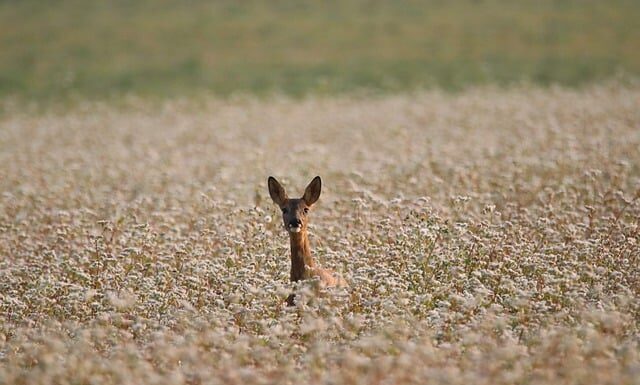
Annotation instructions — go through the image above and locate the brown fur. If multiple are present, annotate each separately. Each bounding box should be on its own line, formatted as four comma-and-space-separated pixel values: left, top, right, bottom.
268, 176, 347, 305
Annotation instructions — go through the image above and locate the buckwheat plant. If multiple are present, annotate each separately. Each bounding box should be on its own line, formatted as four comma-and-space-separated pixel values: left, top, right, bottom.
1, 84, 639, 385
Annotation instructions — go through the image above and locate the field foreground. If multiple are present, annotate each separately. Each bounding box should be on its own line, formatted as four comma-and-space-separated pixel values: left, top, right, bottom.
1, 85, 639, 384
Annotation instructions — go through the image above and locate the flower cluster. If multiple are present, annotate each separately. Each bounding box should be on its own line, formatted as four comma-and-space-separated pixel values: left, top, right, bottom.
0, 85, 639, 384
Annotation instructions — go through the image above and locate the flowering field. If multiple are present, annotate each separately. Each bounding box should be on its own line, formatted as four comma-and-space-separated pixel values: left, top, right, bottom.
1, 85, 639, 384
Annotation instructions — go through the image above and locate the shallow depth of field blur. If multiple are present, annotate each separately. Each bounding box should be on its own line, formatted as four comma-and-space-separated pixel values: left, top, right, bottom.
1, 2, 640, 385
1, 0, 639, 102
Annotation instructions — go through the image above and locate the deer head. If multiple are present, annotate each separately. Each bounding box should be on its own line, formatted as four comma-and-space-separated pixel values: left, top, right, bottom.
268, 176, 321, 234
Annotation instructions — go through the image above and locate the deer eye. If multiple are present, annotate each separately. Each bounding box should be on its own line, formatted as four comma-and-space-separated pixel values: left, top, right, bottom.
303, 208, 309, 214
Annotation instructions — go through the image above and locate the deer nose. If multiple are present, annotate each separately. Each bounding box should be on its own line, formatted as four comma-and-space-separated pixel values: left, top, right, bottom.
289, 219, 302, 227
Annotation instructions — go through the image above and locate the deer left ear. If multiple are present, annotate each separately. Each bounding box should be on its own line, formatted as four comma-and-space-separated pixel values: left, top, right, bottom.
268, 176, 288, 206
303, 176, 322, 206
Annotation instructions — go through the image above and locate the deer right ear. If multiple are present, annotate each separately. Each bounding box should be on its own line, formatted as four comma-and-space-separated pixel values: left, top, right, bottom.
302, 176, 322, 206
268, 176, 287, 206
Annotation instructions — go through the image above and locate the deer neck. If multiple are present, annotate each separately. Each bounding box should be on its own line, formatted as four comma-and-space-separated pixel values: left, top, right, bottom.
289, 229, 315, 282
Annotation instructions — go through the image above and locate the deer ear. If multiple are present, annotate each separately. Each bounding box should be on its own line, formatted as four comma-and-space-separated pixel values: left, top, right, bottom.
303, 176, 322, 206
268, 176, 287, 206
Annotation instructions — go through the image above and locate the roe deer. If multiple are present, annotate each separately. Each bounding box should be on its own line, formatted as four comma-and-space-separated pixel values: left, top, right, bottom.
268, 176, 347, 305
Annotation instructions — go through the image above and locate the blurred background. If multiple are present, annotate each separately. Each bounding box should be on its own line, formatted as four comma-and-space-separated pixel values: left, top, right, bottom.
1, 0, 638, 103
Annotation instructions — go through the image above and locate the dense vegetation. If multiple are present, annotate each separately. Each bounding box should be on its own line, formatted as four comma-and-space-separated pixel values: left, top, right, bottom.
1, 85, 638, 384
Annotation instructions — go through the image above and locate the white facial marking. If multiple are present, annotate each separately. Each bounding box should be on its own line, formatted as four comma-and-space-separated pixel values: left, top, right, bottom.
288, 226, 301, 233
